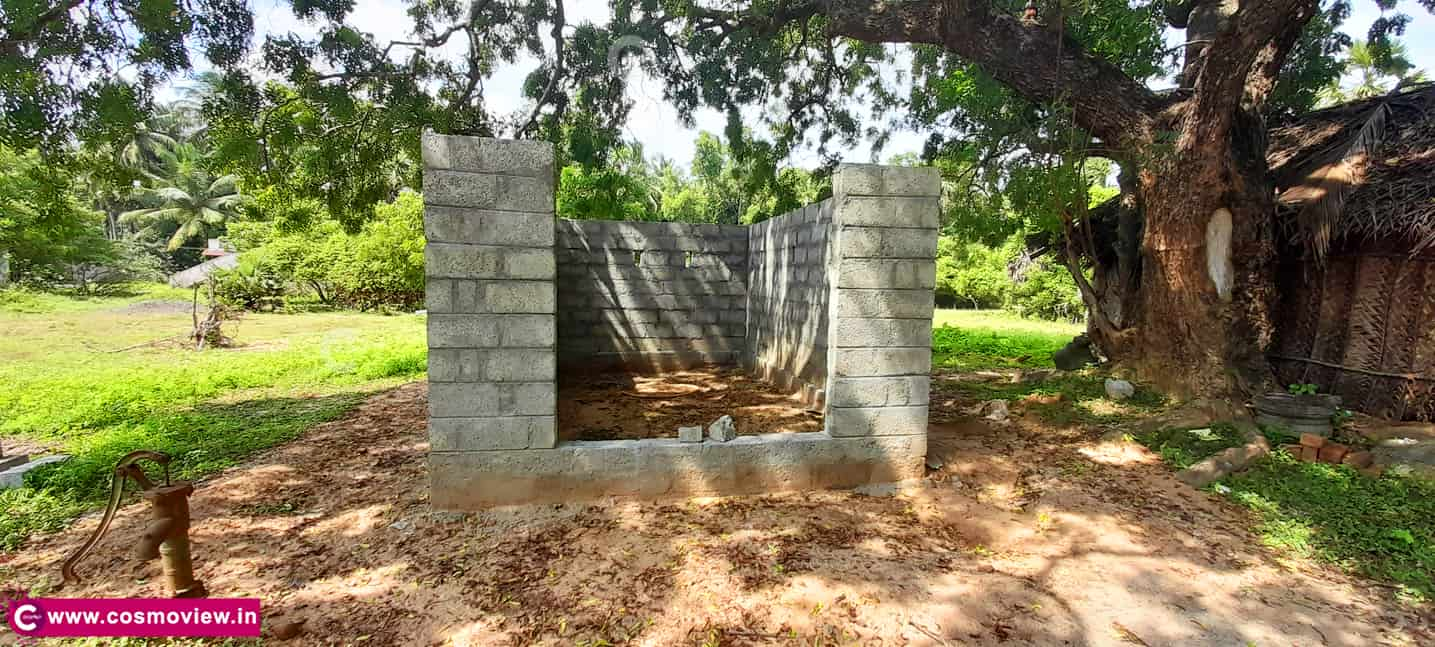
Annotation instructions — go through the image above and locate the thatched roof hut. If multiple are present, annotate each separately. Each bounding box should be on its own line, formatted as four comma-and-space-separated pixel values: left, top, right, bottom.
1267, 85, 1435, 420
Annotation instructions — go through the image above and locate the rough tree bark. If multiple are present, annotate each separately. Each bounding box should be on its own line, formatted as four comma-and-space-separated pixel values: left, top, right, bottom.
809, 0, 1319, 398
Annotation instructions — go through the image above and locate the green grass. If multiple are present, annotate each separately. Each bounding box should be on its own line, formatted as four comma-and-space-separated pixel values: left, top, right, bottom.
1132, 423, 1246, 469
0, 284, 426, 549
1222, 451, 1435, 604
1131, 420, 1433, 605
0, 283, 194, 314
932, 309, 1082, 371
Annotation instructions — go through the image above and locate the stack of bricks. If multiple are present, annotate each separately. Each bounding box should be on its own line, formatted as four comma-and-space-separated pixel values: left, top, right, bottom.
422, 133, 558, 453
1286, 433, 1381, 476
824, 165, 939, 440
745, 199, 834, 407
554, 220, 748, 371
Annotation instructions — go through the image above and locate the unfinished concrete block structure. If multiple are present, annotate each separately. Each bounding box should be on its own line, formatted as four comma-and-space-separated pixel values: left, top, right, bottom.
423, 134, 939, 509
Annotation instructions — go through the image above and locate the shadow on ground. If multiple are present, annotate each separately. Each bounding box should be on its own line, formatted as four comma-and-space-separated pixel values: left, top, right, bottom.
2, 379, 1429, 646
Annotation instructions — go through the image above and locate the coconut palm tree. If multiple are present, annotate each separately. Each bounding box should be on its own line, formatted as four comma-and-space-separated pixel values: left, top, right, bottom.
1321, 40, 1428, 105
117, 122, 179, 173
120, 145, 245, 251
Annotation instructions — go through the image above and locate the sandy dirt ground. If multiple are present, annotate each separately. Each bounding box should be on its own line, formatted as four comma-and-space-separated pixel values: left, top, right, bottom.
558, 368, 821, 441
2, 380, 1430, 646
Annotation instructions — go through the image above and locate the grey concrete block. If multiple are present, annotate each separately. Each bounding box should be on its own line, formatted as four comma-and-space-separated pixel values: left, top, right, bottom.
833, 164, 941, 198
421, 133, 554, 177
501, 248, 557, 281
426, 243, 554, 280
836, 196, 940, 229
483, 349, 556, 382
679, 426, 704, 443
428, 382, 555, 418
426, 242, 501, 279
826, 406, 929, 437
834, 259, 937, 289
831, 317, 933, 348
429, 416, 556, 451
831, 348, 932, 377
0, 455, 70, 490
426, 279, 454, 313
425, 206, 554, 247
828, 376, 930, 408
428, 349, 481, 382
837, 289, 935, 319
838, 227, 938, 259
483, 281, 555, 314
499, 315, 556, 347
451, 280, 555, 314
424, 169, 553, 212
428, 314, 500, 348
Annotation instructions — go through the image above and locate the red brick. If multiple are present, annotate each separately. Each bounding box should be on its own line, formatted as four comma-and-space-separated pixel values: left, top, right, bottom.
1282, 443, 1303, 456
1299, 433, 1326, 448
1300, 447, 1320, 462
1342, 451, 1374, 469
1318, 443, 1349, 465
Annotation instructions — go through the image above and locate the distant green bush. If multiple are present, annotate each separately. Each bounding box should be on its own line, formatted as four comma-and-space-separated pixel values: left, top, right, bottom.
1007, 259, 1084, 323
213, 255, 285, 310
934, 233, 1085, 323
327, 192, 425, 310
935, 237, 1008, 309
229, 191, 424, 311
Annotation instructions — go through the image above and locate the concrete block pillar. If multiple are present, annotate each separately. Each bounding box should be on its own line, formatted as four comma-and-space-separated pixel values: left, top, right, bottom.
422, 134, 558, 480
825, 164, 940, 440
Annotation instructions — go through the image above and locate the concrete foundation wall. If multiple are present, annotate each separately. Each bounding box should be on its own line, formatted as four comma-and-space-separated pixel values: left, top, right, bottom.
555, 219, 749, 372
745, 200, 835, 406
424, 135, 940, 510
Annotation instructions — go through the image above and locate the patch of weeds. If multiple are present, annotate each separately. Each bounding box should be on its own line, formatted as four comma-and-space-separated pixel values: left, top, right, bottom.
944, 374, 1166, 427
1133, 423, 1245, 469
1220, 451, 1434, 604
234, 500, 307, 517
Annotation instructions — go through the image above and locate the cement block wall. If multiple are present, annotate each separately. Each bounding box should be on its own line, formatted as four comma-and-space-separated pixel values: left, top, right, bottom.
424, 135, 940, 510
555, 220, 749, 372
422, 133, 558, 456
825, 165, 939, 438
745, 200, 835, 406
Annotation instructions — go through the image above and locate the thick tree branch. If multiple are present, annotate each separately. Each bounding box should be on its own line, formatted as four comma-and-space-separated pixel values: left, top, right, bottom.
515, 0, 565, 138
1187, 0, 1320, 137
816, 0, 1161, 152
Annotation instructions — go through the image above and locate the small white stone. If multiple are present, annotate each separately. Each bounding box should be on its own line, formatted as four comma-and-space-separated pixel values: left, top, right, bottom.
983, 400, 1010, 422
707, 415, 736, 442
1105, 379, 1136, 401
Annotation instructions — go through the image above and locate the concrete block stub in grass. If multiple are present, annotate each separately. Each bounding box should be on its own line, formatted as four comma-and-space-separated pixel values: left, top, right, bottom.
0, 455, 70, 490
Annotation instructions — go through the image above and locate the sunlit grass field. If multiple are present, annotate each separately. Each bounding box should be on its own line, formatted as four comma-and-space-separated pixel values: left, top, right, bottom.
931, 309, 1082, 371
0, 285, 426, 548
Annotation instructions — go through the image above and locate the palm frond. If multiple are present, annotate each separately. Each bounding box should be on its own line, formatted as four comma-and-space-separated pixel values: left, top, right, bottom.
207, 174, 239, 196
1282, 102, 1391, 263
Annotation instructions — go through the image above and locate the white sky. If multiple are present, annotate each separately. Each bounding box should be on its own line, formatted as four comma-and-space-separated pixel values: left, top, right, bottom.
186, 0, 1435, 170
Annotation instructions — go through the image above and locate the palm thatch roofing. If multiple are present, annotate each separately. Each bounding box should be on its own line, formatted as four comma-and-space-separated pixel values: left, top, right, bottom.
1270, 84, 1435, 260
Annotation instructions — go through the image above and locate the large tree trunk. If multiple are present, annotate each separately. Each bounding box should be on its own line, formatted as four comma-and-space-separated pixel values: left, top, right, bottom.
1098, 110, 1279, 398
680, 0, 1321, 398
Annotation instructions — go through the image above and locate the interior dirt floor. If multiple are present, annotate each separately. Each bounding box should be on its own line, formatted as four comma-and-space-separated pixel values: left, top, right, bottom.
557, 367, 821, 441
2, 379, 1430, 646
